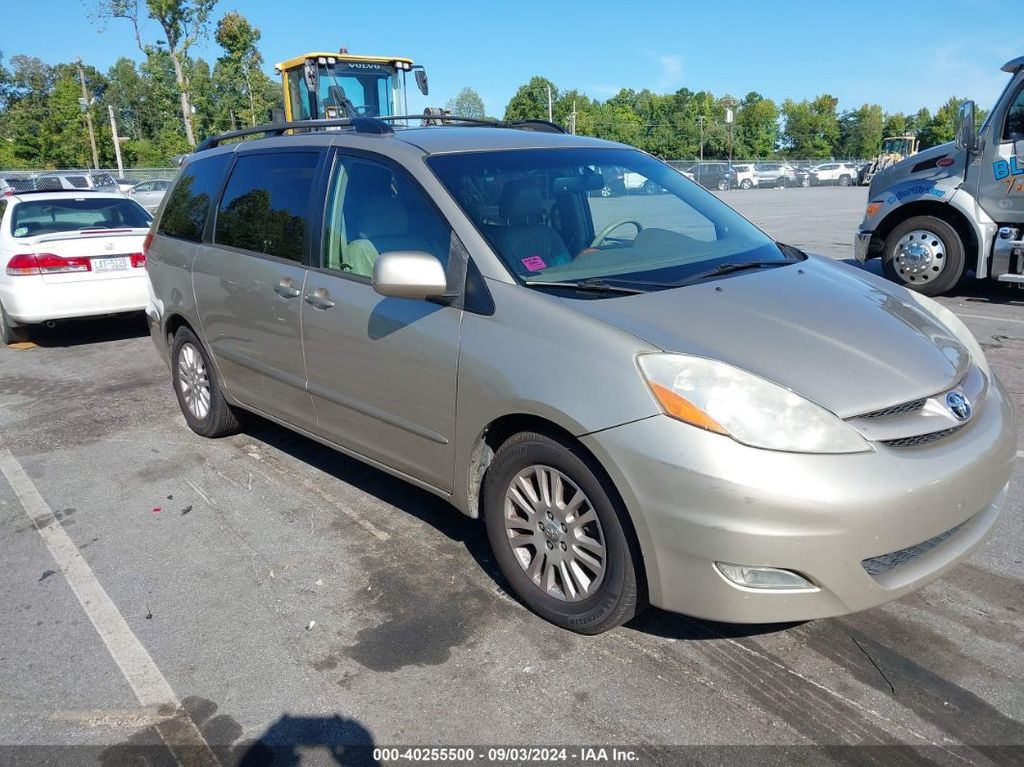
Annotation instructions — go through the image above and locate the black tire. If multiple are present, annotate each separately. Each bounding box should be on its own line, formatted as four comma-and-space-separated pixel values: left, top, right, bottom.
882, 215, 965, 296
0, 301, 28, 345
740, 179, 753, 190
800, 177, 811, 187
483, 431, 645, 634
776, 177, 788, 188
170, 326, 241, 437
839, 174, 851, 187
716, 178, 729, 191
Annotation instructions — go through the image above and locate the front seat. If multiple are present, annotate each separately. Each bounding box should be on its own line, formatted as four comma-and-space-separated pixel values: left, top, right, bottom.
488, 179, 571, 275
346, 197, 425, 277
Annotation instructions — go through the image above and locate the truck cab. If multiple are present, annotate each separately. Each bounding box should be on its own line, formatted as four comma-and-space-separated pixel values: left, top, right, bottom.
275, 50, 428, 122
856, 54, 1024, 295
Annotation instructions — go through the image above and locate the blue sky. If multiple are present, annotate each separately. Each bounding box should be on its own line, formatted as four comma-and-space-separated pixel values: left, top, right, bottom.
1, 0, 1020, 117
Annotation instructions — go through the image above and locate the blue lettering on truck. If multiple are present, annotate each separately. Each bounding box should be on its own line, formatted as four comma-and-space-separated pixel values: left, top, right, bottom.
993, 156, 1024, 180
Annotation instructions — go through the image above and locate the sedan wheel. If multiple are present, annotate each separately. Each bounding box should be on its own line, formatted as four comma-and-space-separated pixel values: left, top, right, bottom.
0, 301, 28, 345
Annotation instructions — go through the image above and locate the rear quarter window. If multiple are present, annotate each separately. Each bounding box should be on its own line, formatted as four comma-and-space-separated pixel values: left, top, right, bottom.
157, 154, 231, 242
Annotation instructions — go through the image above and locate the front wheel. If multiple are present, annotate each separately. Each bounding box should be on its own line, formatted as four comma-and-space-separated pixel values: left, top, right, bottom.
776, 177, 788, 188
740, 179, 753, 190
0, 301, 28, 345
839, 174, 851, 187
171, 327, 241, 437
882, 215, 965, 296
716, 179, 729, 191
483, 432, 645, 634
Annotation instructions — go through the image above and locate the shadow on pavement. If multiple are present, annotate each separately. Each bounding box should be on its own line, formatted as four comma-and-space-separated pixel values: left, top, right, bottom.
18, 312, 149, 348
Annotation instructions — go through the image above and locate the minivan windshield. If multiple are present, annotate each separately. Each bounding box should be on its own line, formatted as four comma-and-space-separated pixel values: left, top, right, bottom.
428, 148, 793, 293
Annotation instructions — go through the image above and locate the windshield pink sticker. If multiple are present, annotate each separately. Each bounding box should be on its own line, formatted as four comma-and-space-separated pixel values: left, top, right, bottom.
521, 256, 547, 271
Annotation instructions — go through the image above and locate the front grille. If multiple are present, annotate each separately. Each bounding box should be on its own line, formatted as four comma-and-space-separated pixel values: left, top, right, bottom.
859, 398, 926, 419
880, 425, 963, 448
862, 518, 970, 576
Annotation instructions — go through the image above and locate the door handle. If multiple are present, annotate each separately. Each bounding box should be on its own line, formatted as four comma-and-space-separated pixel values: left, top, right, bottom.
304, 288, 336, 310
274, 279, 301, 298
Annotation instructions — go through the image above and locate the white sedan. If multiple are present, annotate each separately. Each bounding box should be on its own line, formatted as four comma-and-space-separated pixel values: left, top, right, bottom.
0, 191, 153, 344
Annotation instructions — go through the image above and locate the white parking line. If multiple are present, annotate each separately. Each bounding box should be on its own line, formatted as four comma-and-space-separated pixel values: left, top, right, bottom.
956, 312, 1024, 325
0, 449, 219, 765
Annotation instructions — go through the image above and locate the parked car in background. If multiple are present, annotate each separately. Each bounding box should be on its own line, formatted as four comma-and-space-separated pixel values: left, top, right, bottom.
809, 163, 856, 186
733, 164, 759, 190
0, 190, 153, 344
32, 171, 121, 193
114, 177, 136, 193
146, 119, 1015, 634
128, 179, 172, 211
755, 162, 797, 188
686, 162, 737, 191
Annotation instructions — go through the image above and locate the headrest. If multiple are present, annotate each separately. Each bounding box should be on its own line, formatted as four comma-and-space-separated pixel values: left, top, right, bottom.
499, 179, 545, 221
356, 197, 408, 239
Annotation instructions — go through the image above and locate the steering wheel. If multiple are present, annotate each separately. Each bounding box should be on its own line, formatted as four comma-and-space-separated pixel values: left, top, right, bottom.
590, 219, 643, 248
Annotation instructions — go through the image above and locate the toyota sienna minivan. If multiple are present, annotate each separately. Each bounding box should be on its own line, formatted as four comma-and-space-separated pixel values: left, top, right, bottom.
146, 117, 1016, 634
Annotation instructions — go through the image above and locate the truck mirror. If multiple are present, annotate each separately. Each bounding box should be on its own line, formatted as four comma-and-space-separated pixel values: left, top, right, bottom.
414, 67, 429, 96
955, 100, 978, 153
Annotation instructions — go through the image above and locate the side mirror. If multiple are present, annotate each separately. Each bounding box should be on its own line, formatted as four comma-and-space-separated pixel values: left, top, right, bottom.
372, 251, 448, 300
955, 100, 978, 153
413, 66, 429, 96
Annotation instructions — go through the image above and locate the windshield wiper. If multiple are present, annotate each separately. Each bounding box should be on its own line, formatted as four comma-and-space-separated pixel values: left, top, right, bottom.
523, 278, 650, 294
674, 259, 792, 286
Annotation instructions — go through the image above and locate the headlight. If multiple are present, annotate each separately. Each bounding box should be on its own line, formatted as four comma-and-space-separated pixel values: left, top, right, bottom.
637, 354, 870, 454
904, 291, 990, 378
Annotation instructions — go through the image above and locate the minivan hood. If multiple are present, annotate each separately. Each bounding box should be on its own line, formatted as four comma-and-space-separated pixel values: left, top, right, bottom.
572, 257, 969, 418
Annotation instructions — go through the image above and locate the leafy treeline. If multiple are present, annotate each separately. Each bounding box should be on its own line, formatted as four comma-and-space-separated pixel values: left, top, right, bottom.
0, 1, 278, 169
503, 76, 980, 160
0, 0, 982, 169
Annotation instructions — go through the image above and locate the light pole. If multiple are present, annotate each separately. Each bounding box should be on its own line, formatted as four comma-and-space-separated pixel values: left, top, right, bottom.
697, 115, 705, 185
77, 60, 100, 170
108, 105, 124, 177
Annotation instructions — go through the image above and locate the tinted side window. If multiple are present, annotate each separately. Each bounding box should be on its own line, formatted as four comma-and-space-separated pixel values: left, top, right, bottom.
1004, 85, 1024, 141
158, 153, 231, 242
215, 152, 320, 262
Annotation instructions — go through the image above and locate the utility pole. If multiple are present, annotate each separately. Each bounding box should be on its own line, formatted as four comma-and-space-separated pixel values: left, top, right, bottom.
77, 60, 100, 170
725, 105, 735, 189
698, 115, 705, 185
108, 105, 124, 177
570, 99, 577, 135
547, 84, 553, 123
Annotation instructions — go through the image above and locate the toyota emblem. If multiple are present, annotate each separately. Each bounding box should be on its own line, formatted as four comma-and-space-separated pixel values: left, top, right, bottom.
946, 391, 972, 421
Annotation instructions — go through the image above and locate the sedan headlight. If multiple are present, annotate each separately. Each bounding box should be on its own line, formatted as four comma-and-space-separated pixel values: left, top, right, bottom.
637, 354, 870, 454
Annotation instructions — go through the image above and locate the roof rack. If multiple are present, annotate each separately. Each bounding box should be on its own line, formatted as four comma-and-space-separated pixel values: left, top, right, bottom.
194, 114, 567, 152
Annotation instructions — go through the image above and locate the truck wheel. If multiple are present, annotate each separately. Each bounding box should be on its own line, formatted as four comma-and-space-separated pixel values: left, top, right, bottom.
0, 301, 29, 345
882, 216, 965, 296
483, 431, 645, 634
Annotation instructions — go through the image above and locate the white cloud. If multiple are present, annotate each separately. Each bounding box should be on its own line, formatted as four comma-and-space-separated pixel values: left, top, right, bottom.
657, 54, 684, 89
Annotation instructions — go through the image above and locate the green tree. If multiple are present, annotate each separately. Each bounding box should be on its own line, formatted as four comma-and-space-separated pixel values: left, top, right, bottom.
782, 94, 839, 158
96, 0, 218, 146
736, 92, 779, 158
213, 11, 273, 128
883, 112, 908, 137
504, 76, 558, 121
445, 87, 486, 119
838, 103, 883, 159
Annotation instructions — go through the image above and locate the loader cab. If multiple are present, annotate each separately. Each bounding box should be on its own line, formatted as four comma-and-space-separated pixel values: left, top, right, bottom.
880, 136, 917, 158
275, 51, 428, 122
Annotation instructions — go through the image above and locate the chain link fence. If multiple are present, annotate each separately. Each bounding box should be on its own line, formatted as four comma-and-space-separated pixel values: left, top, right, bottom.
0, 167, 179, 191
666, 159, 870, 189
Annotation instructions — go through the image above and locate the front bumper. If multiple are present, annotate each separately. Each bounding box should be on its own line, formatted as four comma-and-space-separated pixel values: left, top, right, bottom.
854, 230, 872, 262
581, 375, 1017, 623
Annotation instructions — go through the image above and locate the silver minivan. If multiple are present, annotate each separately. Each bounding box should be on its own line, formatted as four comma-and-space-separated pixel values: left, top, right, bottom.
146, 118, 1016, 634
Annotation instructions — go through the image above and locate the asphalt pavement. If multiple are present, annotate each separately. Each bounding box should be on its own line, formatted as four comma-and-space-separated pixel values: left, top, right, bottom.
1, 186, 1022, 765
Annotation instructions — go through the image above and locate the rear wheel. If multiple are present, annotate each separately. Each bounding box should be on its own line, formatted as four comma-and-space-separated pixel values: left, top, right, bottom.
171, 327, 241, 437
716, 178, 729, 191
882, 215, 965, 296
776, 177, 788, 188
483, 431, 644, 634
0, 301, 28, 345
839, 174, 852, 187
740, 179, 753, 190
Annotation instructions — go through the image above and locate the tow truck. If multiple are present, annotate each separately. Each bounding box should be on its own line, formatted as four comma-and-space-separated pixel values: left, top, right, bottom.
855, 54, 1024, 295
274, 49, 430, 121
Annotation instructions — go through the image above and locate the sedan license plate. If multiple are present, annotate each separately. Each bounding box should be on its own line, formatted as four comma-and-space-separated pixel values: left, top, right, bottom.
92, 257, 130, 273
